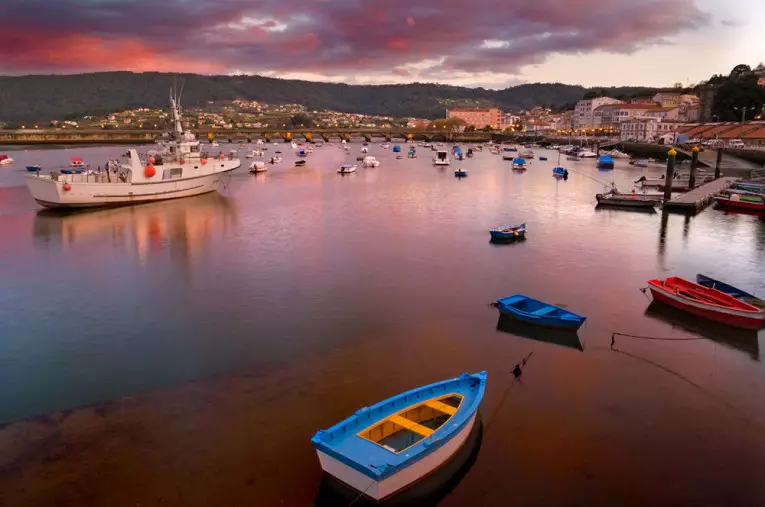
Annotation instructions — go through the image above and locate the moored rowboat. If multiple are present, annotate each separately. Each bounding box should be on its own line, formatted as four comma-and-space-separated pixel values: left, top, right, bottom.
311, 372, 487, 503
496, 294, 586, 330
696, 274, 765, 310
647, 277, 765, 329
489, 223, 526, 240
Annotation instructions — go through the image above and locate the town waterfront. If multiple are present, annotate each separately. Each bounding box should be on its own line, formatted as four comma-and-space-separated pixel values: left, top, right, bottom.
1, 143, 764, 506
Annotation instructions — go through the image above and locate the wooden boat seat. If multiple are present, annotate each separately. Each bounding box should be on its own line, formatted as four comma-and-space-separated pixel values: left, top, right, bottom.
424, 400, 457, 416
388, 414, 435, 437
531, 307, 557, 316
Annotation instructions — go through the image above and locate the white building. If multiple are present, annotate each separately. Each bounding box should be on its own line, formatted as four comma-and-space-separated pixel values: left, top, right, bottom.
575, 97, 622, 128
620, 119, 681, 143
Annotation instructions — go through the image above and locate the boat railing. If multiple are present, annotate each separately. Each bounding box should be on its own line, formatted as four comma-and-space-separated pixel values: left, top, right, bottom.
48, 167, 129, 184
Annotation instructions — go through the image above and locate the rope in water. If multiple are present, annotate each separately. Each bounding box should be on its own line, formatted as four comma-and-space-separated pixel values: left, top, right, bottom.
611, 332, 705, 348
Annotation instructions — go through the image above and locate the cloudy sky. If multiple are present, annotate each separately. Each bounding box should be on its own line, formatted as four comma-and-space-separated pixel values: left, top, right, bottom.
1, 0, 762, 88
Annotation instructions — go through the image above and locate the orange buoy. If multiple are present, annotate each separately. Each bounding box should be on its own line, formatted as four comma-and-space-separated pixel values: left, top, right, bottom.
63, 183, 72, 191
219, 153, 225, 160
179, 159, 185, 165
201, 159, 207, 165
148, 156, 156, 164
144, 165, 156, 178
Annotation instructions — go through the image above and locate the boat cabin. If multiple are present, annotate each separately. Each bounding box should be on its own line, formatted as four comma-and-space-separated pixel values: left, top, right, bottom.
436, 150, 449, 161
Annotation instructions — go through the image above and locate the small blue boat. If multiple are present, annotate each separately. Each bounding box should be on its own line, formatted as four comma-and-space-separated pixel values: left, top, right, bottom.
696, 274, 765, 309
392, 145, 402, 153
496, 294, 586, 330
454, 169, 468, 178
539, 156, 548, 161
60, 168, 84, 174
552, 167, 568, 177
26, 165, 41, 172
597, 154, 614, 170
312, 372, 487, 503
489, 223, 526, 240
512, 157, 527, 170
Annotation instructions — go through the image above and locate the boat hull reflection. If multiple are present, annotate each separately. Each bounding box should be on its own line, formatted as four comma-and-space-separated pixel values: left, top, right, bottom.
496, 315, 584, 351
644, 302, 759, 361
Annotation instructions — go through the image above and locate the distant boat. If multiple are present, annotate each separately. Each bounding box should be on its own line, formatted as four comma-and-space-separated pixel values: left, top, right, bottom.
211, 141, 219, 147
454, 169, 468, 178
466, 148, 474, 157
596, 154, 614, 170
539, 156, 548, 161
361, 147, 369, 154
630, 159, 648, 168
294, 160, 307, 167
433, 150, 451, 166
696, 274, 765, 310
552, 167, 568, 178
489, 223, 526, 241
713, 191, 765, 211
338, 164, 356, 174
70, 157, 85, 168
520, 149, 534, 159
578, 150, 597, 159
392, 145, 402, 153
647, 277, 765, 330
311, 371, 487, 503
249, 161, 267, 173
608, 149, 631, 159
502, 148, 516, 160
26, 165, 41, 172
0, 155, 14, 166
496, 294, 586, 330
596, 192, 661, 209
362, 156, 380, 167
512, 157, 527, 170
269, 156, 282, 164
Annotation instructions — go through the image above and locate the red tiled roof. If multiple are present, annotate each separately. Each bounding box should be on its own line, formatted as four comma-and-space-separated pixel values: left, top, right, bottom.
742, 126, 765, 139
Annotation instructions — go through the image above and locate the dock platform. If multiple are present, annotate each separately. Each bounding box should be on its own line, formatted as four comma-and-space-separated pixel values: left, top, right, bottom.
664, 177, 738, 213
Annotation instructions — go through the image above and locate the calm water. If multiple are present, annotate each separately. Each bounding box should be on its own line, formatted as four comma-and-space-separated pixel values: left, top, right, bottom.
1, 142, 765, 505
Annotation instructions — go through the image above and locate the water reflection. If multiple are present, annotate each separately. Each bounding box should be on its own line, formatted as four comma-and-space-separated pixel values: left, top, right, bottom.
32, 193, 238, 267
495, 315, 584, 352
313, 417, 484, 507
643, 302, 760, 361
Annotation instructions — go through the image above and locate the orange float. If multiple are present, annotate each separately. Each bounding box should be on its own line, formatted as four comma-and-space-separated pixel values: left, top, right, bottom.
144, 165, 156, 178
63, 183, 72, 191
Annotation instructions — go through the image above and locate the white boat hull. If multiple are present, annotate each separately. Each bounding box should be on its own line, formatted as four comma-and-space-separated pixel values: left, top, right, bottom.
316, 412, 477, 502
26, 163, 239, 209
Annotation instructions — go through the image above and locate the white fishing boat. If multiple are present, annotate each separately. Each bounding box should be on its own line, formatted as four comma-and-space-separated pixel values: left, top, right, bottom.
520, 149, 535, 159
578, 150, 598, 159
433, 150, 451, 166
256, 139, 264, 145
0, 155, 14, 165
607, 149, 631, 159
269, 156, 282, 164
338, 164, 357, 174
25, 90, 240, 209
249, 161, 267, 173
246, 150, 264, 158
362, 156, 380, 168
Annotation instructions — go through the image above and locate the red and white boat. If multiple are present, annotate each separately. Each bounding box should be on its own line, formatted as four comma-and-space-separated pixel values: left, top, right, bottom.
713, 191, 765, 212
648, 277, 765, 330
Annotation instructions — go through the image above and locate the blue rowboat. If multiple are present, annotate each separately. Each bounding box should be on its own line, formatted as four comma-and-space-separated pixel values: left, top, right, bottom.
539, 156, 548, 161
512, 157, 527, 170
696, 274, 765, 309
393, 145, 402, 153
597, 154, 614, 170
454, 169, 468, 177
496, 294, 586, 330
552, 167, 568, 177
489, 223, 526, 240
312, 372, 487, 503
26, 165, 41, 172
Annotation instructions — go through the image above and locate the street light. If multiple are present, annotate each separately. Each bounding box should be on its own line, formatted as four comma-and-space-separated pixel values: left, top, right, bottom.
733, 106, 757, 137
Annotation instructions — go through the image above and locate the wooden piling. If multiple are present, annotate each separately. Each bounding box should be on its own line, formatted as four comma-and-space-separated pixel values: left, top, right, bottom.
663, 148, 676, 203
688, 146, 699, 191
715, 149, 723, 179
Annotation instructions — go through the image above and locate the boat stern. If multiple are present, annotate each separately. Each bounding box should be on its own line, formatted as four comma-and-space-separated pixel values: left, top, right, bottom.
25, 175, 67, 207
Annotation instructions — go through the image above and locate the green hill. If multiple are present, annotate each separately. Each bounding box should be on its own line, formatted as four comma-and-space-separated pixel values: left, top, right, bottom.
0, 72, 658, 123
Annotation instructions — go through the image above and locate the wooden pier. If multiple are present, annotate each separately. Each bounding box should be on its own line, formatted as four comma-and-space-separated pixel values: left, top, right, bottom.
663, 177, 738, 213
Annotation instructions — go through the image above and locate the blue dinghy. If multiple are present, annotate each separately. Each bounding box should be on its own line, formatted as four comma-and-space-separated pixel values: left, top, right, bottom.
539, 156, 548, 161
26, 165, 41, 172
552, 167, 568, 178
312, 372, 487, 503
489, 223, 526, 240
696, 274, 765, 309
496, 294, 586, 330
597, 154, 614, 170
512, 157, 527, 170
454, 169, 468, 177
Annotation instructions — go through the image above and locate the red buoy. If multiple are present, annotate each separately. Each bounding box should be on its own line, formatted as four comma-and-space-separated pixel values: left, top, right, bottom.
148, 156, 156, 164
201, 159, 207, 165
144, 165, 156, 178
219, 153, 225, 160
179, 159, 185, 165
63, 183, 72, 191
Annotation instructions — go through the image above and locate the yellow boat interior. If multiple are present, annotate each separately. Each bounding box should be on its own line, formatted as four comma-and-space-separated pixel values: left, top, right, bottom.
358, 394, 463, 453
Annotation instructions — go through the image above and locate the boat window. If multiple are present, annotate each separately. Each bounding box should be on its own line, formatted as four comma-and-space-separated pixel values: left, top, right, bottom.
358, 394, 463, 454
163, 167, 183, 180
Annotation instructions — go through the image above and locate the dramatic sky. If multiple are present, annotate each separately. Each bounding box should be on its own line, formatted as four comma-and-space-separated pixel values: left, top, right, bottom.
1, 0, 762, 88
